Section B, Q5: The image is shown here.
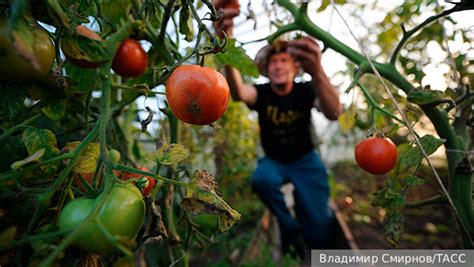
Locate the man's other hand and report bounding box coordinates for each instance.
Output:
[287,37,323,77]
[213,0,240,38]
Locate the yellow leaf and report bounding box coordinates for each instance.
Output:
[147,143,189,165]
[65,142,100,173]
[338,107,356,132]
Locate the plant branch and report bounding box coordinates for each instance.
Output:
[358,83,405,125]
[390,5,463,64]
[0,152,73,182]
[405,194,447,208]
[0,114,41,142]
[113,163,190,187]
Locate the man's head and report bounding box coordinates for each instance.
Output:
[255,41,300,87]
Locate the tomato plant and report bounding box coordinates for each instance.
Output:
[62,25,103,69]
[58,182,145,254]
[112,38,148,77]
[166,65,230,125]
[75,170,122,193]
[354,136,398,175]
[122,167,156,196]
[0,16,55,80]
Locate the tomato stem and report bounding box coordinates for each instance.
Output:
[0,113,40,142]
[114,163,191,187]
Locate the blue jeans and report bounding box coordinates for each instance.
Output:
[251,150,334,249]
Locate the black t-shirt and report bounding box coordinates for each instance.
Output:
[248,82,317,163]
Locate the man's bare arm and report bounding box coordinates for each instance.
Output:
[224,66,257,106]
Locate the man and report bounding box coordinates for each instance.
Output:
[214,1,342,258]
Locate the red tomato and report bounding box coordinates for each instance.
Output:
[122,167,156,196]
[223,0,240,10]
[112,39,148,77]
[355,136,398,175]
[165,65,230,125]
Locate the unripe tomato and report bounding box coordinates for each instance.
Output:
[166,65,230,125]
[108,149,121,164]
[355,136,398,175]
[58,183,145,254]
[122,167,156,196]
[0,17,55,81]
[112,39,148,77]
[62,25,103,69]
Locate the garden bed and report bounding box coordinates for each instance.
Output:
[330,161,463,249]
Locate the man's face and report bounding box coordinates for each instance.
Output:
[266,52,297,87]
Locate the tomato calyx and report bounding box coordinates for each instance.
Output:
[121,167,156,196]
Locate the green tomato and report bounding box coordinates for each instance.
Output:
[108,149,121,164]
[58,183,145,254]
[0,17,55,81]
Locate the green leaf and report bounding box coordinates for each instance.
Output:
[22,128,60,174]
[403,175,425,186]
[371,188,405,210]
[61,33,109,63]
[181,170,241,232]
[65,0,98,18]
[148,143,190,165]
[41,101,66,121]
[11,148,45,170]
[418,134,445,155]
[64,61,98,94]
[64,141,99,173]
[100,0,132,27]
[0,84,26,121]
[398,135,444,170]
[384,212,403,247]
[398,145,422,170]
[215,39,259,78]
[22,128,60,159]
[179,3,194,42]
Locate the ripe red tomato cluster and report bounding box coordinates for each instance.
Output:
[165,65,230,125]
[354,136,398,175]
